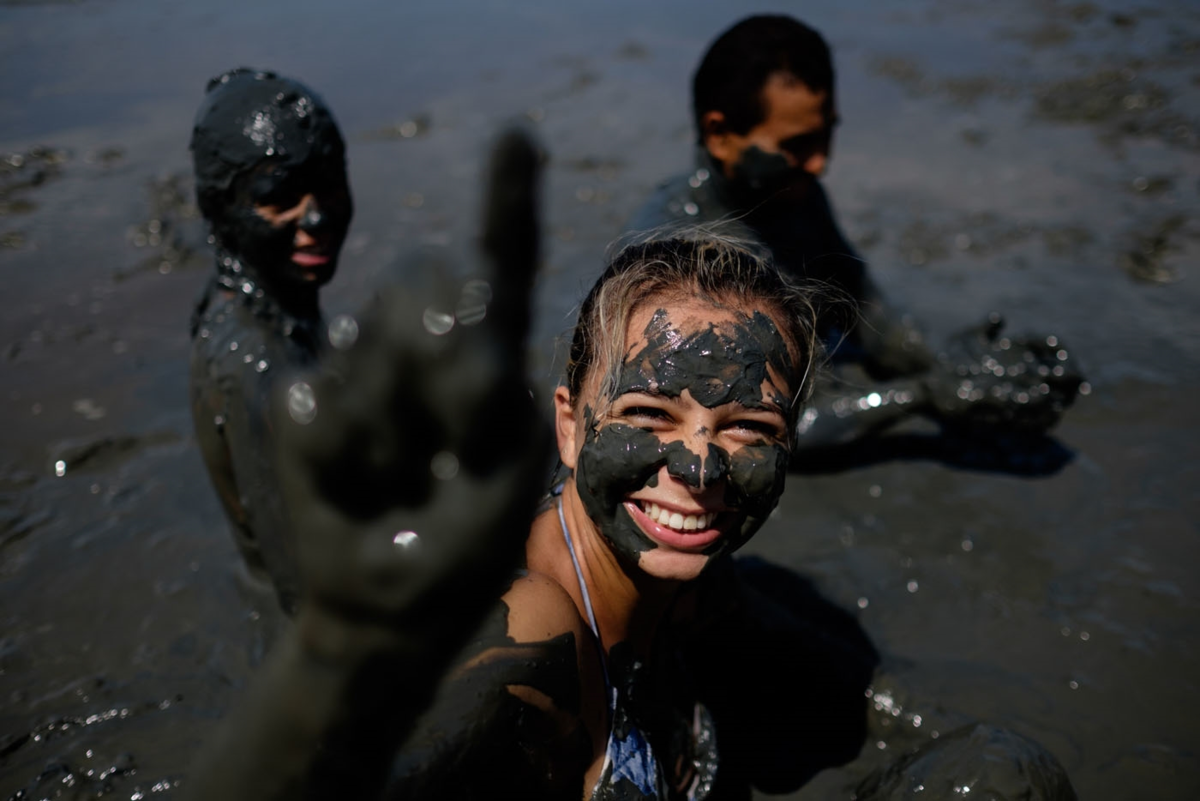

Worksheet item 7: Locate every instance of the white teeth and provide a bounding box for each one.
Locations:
[641,502,715,533]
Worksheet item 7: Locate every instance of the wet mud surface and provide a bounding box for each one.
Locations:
[1,0,1197,798]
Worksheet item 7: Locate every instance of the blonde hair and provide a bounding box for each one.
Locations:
[566,225,826,435]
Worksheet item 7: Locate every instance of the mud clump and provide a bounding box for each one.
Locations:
[855,723,1078,801]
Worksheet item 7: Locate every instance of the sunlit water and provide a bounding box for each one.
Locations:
[2,1,1198,798]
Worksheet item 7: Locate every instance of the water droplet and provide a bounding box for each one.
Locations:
[906,580,919,593]
[229,341,239,352]
[868,484,882,498]
[1078,382,1092,396]
[287,382,317,425]
[327,314,359,350]
[54,460,67,477]
[422,308,455,335]
[456,280,492,326]
[393,530,419,550]
[430,450,460,480]
[255,359,269,373]
[961,539,974,552]
[683,202,699,216]
[1079,631,1090,641]
[857,597,869,609]
[1068,679,1079,690]
[866,392,882,408]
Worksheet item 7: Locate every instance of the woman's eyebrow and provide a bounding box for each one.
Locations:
[619,389,684,404]
[734,399,788,415]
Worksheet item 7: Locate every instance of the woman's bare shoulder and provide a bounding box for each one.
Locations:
[502,570,589,646]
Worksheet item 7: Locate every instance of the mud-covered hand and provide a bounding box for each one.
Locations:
[274,129,550,658]
[923,313,1084,433]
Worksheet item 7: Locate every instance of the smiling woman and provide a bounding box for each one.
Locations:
[382,232,876,801]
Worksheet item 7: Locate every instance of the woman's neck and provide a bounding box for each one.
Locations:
[539,480,682,660]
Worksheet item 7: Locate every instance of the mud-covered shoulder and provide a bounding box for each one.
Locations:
[386,579,599,801]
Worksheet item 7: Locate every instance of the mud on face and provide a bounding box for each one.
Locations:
[572,301,795,574]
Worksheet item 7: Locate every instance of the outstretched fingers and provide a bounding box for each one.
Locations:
[479,128,542,351]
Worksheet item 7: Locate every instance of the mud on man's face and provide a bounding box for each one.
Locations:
[703,71,838,204]
[227,155,353,286]
[561,298,796,582]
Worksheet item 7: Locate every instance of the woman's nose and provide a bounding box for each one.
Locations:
[666,442,729,490]
[297,194,326,234]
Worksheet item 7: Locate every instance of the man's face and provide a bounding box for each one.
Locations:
[704,71,838,202]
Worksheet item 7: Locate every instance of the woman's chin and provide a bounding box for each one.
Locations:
[624,501,727,581]
[634,547,712,583]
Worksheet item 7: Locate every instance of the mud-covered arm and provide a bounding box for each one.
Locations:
[386,587,596,801]
[184,129,550,801]
[792,372,930,448]
[795,314,1086,446]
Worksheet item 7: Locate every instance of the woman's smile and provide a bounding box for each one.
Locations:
[625,498,730,552]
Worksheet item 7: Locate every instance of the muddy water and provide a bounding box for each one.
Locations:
[1,0,1197,798]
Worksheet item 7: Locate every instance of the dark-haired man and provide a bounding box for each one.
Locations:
[189,68,353,614]
[630,15,1082,450]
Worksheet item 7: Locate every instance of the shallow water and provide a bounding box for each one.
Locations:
[1,0,1198,798]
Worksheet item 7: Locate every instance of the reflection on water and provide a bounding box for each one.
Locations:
[1,0,1198,799]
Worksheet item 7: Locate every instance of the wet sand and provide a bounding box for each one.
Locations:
[2,0,1198,798]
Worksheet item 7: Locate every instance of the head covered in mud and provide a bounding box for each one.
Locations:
[190,68,352,290]
[693,15,838,203]
[558,228,822,577]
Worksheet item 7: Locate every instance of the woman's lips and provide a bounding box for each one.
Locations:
[291,251,331,268]
[625,500,726,552]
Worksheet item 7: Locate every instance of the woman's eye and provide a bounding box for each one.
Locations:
[621,406,671,424]
[726,419,784,440]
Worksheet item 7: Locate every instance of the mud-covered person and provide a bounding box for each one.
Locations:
[629,16,1082,448]
[379,233,877,801]
[189,68,353,614]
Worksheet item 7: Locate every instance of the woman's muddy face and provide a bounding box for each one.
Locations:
[570,299,795,581]
[224,157,352,286]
